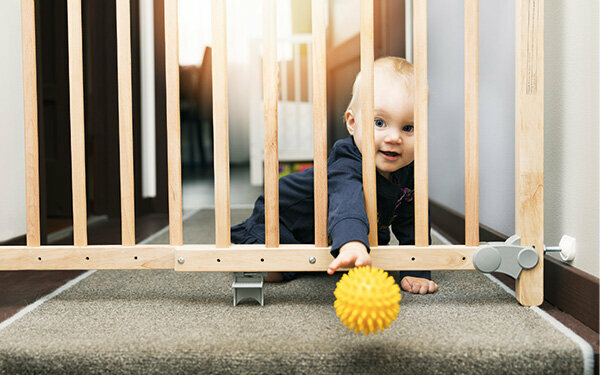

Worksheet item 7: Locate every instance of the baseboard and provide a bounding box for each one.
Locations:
[1,216,109,246]
[429,200,508,243]
[429,199,599,333]
[0,234,26,246]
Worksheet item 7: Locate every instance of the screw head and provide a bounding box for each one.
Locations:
[177,257,185,264]
[309,256,316,264]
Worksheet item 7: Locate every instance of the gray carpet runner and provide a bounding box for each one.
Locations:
[0,209,586,374]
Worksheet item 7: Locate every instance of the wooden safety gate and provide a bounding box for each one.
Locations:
[2,0,544,307]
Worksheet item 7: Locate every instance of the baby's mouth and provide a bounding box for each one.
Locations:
[379,150,401,160]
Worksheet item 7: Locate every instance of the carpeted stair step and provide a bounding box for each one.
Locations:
[0,209,588,374]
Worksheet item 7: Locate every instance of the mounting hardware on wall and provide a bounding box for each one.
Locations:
[473,234,577,279]
[544,235,577,262]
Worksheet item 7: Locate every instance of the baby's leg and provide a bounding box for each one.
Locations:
[264,272,284,282]
[265,271,297,282]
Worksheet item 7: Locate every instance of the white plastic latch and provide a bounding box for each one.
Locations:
[544,235,577,262]
[558,235,577,262]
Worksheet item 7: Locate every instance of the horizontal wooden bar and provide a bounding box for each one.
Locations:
[0,245,173,270]
[0,245,476,272]
[174,245,475,272]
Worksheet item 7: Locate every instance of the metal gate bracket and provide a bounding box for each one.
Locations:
[232,272,267,306]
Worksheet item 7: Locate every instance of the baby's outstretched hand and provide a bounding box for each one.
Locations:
[401,276,438,294]
[327,241,371,275]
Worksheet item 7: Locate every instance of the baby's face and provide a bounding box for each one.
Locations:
[346,69,415,179]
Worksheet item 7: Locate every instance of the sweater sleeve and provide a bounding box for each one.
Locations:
[391,203,432,280]
[327,158,370,258]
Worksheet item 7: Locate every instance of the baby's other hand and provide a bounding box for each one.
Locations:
[327,241,371,275]
[400,276,438,294]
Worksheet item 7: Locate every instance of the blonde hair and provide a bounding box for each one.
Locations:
[345,56,414,115]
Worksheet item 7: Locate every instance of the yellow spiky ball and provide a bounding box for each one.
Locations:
[334,266,401,335]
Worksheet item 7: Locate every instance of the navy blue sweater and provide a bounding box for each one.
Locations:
[233,136,430,280]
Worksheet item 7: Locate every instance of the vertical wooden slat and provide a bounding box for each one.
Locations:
[22,0,40,247]
[413,0,429,247]
[465,0,479,246]
[360,0,377,247]
[212,0,231,248]
[312,0,327,247]
[263,0,279,248]
[67,0,88,247]
[515,0,544,306]
[116,0,136,246]
[164,0,183,246]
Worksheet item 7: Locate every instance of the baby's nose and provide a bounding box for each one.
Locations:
[385,129,402,143]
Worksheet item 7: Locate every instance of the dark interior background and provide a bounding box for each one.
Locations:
[33,0,405,242]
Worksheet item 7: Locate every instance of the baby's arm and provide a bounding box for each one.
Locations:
[326,156,372,270]
[327,241,371,274]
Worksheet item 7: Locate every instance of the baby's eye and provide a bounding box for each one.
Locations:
[403,125,414,132]
[374,119,386,128]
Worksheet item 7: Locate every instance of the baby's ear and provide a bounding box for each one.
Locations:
[345,110,355,135]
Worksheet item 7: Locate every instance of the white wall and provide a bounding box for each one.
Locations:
[427,0,516,237]
[426,0,599,277]
[0,1,26,241]
[544,0,599,277]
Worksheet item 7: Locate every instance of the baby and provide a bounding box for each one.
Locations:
[232,56,438,294]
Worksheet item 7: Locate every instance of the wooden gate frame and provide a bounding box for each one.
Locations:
[4,0,544,307]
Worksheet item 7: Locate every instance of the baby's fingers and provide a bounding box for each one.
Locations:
[418,281,438,294]
[327,254,354,275]
[354,252,371,267]
[413,282,423,294]
[326,257,342,275]
[400,277,439,294]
